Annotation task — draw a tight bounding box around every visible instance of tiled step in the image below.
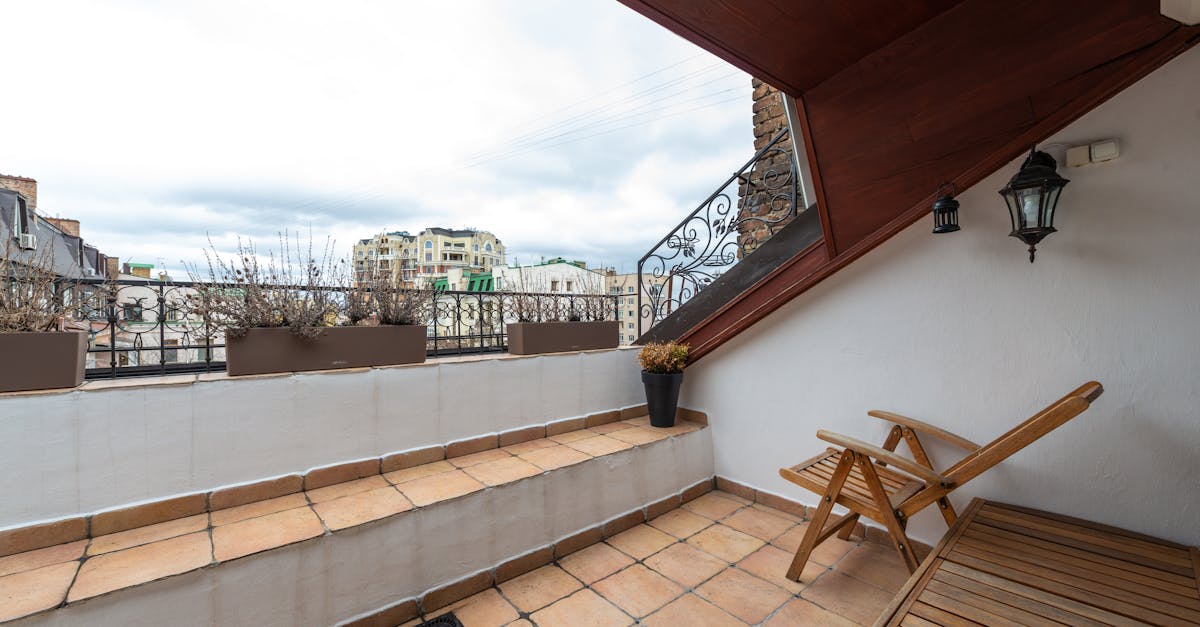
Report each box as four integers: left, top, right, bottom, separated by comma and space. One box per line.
386, 489, 912, 627
0, 409, 711, 625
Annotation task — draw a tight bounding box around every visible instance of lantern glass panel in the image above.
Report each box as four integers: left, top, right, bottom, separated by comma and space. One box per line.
1044, 186, 1061, 227
1018, 188, 1042, 229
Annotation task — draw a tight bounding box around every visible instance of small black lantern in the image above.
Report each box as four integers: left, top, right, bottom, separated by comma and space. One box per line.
931, 182, 960, 234
999, 146, 1069, 262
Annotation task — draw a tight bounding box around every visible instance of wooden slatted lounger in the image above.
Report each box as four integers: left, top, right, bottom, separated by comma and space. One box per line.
874, 498, 1200, 626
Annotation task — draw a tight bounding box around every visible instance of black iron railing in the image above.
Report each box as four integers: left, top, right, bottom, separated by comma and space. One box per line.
636, 128, 801, 336
56, 278, 617, 379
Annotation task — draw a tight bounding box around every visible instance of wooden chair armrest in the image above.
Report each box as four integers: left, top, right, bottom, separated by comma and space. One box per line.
816, 430, 945, 485
867, 410, 980, 452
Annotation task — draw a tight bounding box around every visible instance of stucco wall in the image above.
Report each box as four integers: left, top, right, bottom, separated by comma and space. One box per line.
0, 348, 645, 528
681, 46, 1200, 546
13, 430, 714, 627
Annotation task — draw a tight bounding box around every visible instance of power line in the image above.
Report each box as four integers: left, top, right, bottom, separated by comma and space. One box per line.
463, 84, 745, 168
464, 92, 747, 169
492, 53, 704, 138
487, 62, 727, 153
469, 70, 742, 162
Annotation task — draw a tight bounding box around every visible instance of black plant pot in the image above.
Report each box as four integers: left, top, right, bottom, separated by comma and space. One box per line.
642, 371, 684, 428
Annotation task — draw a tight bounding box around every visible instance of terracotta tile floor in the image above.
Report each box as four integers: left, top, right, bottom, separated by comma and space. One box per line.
413, 490, 910, 626
0, 416, 705, 623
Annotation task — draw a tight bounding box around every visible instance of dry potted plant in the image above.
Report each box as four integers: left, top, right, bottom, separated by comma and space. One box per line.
503, 268, 619, 355
188, 234, 429, 376
342, 272, 433, 366
0, 242, 88, 392
638, 341, 689, 427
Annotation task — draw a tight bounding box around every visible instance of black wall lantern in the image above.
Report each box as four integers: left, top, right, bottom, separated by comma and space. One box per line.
931, 182, 960, 234
999, 146, 1069, 262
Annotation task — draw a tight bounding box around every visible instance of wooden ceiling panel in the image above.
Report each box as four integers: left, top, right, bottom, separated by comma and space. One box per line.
804, 0, 1185, 249
621, 0, 1198, 360
616, 0, 963, 93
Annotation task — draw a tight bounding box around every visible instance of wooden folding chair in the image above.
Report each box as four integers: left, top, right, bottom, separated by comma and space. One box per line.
778, 381, 1103, 581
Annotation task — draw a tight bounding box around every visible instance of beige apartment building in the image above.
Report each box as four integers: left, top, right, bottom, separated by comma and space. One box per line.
352, 230, 418, 285
353, 228, 504, 288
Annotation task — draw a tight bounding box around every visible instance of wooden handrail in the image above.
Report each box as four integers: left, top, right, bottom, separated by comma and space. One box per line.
816, 430, 944, 485
867, 410, 980, 452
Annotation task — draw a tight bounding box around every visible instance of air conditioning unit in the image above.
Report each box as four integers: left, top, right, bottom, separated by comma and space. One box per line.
18, 233, 36, 250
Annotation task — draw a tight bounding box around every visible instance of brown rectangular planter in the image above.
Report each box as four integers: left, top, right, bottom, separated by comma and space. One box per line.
225, 326, 427, 376
506, 321, 620, 355
0, 331, 88, 393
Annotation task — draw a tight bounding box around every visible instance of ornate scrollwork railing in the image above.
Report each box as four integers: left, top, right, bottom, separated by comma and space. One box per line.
636, 128, 800, 336
55, 278, 617, 379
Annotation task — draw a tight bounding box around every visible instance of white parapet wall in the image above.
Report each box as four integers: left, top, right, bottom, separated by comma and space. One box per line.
12, 429, 714, 627
681, 46, 1200, 548
0, 348, 646, 529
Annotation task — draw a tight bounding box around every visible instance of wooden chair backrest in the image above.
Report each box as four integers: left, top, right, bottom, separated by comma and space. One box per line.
942, 381, 1103, 487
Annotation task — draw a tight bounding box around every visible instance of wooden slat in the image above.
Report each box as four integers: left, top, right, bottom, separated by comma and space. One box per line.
882, 559, 943, 627
980, 504, 1192, 565
937, 560, 1147, 627
955, 535, 1200, 618
908, 600, 984, 626
817, 457, 910, 490
992, 501, 1192, 550
919, 587, 1020, 627
932, 569, 1107, 627
967, 521, 1198, 589
924, 579, 1047, 626
975, 509, 1195, 576
797, 463, 878, 504
947, 548, 1188, 625
818, 456, 911, 488
882, 499, 1200, 627
899, 616, 940, 627
964, 526, 1200, 599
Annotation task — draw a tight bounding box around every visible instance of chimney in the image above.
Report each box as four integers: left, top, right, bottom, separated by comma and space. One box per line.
105, 257, 120, 279
128, 263, 153, 279
45, 217, 81, 237
0, 174, 37, 213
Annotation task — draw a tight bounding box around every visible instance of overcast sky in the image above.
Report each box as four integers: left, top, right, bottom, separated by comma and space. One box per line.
4, 0, 751, 278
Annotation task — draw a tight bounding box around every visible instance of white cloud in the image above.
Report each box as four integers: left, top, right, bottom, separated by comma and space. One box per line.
3, 0, 753, 277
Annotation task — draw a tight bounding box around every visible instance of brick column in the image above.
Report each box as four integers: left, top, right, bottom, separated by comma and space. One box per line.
736, 80, 797, 255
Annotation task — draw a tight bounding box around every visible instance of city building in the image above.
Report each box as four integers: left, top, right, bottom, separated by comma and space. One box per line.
1, 174, 112, 280
351, 230, 419, 285
492, 257, 604, 294
431, 268, 495, 292
602, 269, 667, 345
353, 227, 505, 288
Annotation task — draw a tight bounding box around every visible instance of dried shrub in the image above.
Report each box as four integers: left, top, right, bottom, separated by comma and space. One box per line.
346, 271, 433, 326
500, 267, 612, 322
638, 341, 689, 374
0, 241, 74, 333
186, 233, 344, 340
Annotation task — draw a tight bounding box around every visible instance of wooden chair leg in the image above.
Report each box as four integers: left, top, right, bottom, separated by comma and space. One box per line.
936, 497, 957, 526
901, 429, 958, 528
836, 513, 860, 540
786, 450, 854, 581
857, 454, 920, 573
874, 426, 904, 468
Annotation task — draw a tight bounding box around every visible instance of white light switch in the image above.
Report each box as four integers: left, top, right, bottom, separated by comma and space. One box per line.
1066, 145, 1091, 168
1090, 140, 1120, 163
1161, 0, 1200, 25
